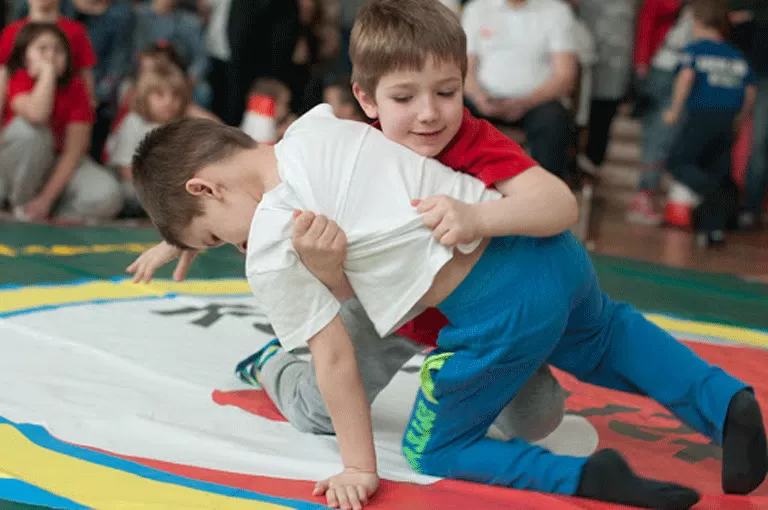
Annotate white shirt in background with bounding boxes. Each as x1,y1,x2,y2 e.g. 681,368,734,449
246,105,500,351
106,112,161,168
462,0,576,98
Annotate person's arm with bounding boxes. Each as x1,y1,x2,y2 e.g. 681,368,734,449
663,67,695,124
521,52,578,109
10,65,57,125
470,165,579,237
80,68,97,106
0,66,7,125
634,0,658,76
736,83,758,130
308,315,377,476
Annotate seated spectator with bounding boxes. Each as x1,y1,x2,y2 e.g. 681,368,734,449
0,23,122,221
245,77,295,139
133,0,211,108
323,74,366,122
461,0,578,180
106,63,190,216
0,0,97,118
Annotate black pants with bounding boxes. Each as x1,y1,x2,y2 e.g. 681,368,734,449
585,98,621,167
466,99,571,180
667,110,738,231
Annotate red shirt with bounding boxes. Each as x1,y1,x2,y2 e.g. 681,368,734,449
0,17,97,72
378,108,538,347
633,0,682,68
4,70,95,152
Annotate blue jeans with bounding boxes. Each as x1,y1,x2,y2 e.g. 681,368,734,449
402,233,748,495
743,74,768,214
637,68,682,191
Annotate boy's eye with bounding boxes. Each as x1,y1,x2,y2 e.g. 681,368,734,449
438,90,457,97
392,96,411,103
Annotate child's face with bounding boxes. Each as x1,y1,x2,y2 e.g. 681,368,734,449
178,153,261,253
26,32,67,78
356,57,464,158
275,92,291,122
28,0,59,12
148,87,183,123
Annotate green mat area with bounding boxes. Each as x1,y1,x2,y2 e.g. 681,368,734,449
1,222,767,331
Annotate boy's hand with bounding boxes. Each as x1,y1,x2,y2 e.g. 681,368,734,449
313,469,379,509
292,210,348,281
126,241,198,283
414,195,480,248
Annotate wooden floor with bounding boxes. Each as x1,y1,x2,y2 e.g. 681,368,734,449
587,200,768,282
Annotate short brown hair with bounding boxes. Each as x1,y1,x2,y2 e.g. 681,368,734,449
134,63,191,123
132,119,256,248
692,0,728,32
350,0,467,96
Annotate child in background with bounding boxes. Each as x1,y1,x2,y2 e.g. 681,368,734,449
133,0,211,108
323,75,367,122
0,22,121,222
665,0,757,246
0,0,97,120
106,63,191,215
245,77,296,140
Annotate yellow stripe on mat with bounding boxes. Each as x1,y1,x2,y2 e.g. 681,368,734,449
646,313,768,349
0,424,289,510
0,279,251,315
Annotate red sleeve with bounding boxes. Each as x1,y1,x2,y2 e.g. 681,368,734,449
6,70,34,101
64,78,95,124
0,23,21,65
60,19,97,70
634,0,658,68
437,109,539,187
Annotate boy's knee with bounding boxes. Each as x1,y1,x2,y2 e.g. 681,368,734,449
286,406,335,435
65,163,124,220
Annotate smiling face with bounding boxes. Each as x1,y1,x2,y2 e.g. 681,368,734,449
354,57,464,158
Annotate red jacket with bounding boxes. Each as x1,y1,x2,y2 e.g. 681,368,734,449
634,0,683,68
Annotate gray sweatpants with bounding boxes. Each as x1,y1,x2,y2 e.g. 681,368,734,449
0,118,123,220
260,297,566,441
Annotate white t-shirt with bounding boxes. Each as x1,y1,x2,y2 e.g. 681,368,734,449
462,0,576,98
245,105,501,351
107,112,161,168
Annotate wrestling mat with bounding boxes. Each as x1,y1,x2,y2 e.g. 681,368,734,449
1,222,767,510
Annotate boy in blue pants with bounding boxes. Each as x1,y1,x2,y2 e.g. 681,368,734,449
129,1,766,508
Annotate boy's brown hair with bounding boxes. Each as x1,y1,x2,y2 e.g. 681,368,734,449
691,0,728,32
350,0,467,96
134,63,191,123
132,119,256,248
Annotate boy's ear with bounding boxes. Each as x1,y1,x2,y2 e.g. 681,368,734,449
352,82,379,120
185,177,222,199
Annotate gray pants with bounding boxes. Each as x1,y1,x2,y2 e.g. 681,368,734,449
0,118,123,220
260,297,566,441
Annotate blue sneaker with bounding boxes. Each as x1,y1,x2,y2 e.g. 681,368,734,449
235,338,282,388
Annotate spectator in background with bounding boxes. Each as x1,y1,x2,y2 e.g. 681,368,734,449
202,0,231,122
665,0,756,246
62,0,134,162
225,0,301,126
577,0,639,175
0,23,122,222
286,0,339,114
630,0,688,224
134,0,211,108
323,74,366,122
244,77,295,139
462,0,578,180
0,0,97,122
729,0,768,230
